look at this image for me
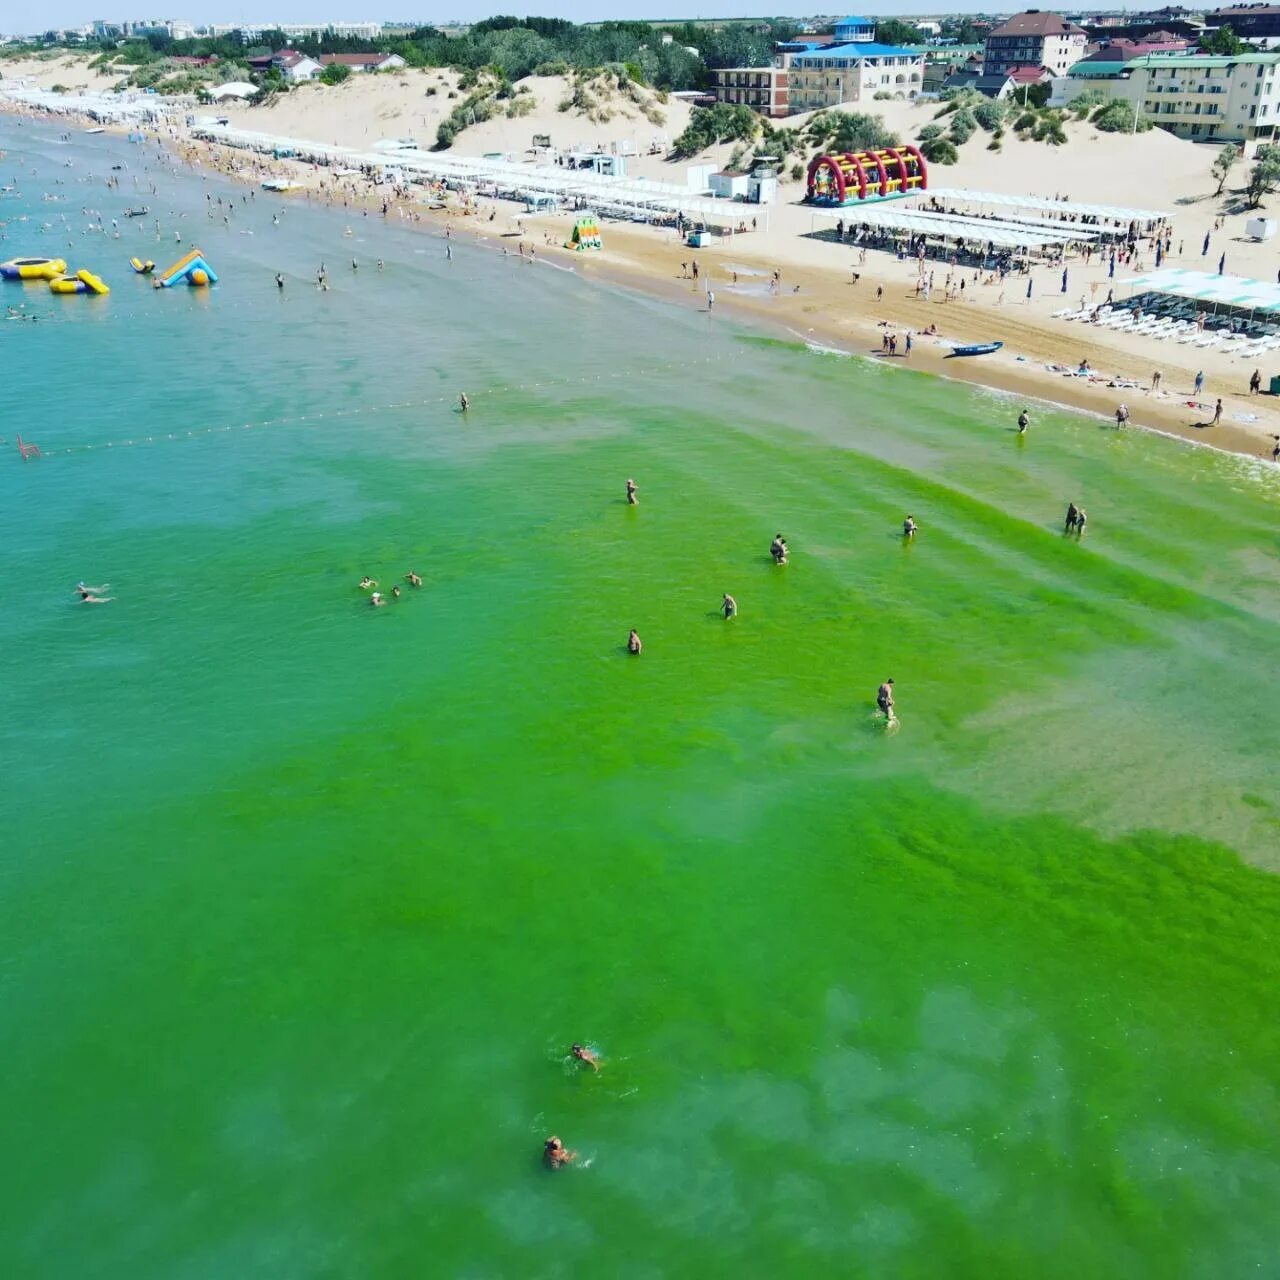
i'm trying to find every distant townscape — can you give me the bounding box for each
[3,8,1279,147]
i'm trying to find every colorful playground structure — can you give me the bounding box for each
[153,248,217,288]
[49,269,110,295]
[806,147,927,206]
[130,257,156,275]
[1,257,67,281]
[565,215,602,251]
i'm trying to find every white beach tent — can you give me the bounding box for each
[209,83,257,101]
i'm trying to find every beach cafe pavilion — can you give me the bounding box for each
[912,188,1169,236]
[809,204,1096,264]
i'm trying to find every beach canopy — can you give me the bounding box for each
[1120,267,1280,314]
[209,82,257,100]
[810,206,1081,251]
[916,188,1168,227]
[194,125,758,228]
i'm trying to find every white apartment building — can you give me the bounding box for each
[787,41,925,110]
[210,22,383,41]
[1060,52,1280,144]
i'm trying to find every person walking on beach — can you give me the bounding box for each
[1017,409,1029,434]
[1211,398,1223,426]
[722,593,737,619]
[707,290,715,313]
[904,332,913,358]
[627,629,642,655]
[1065,502,1079,533]
[626,478,637,506]
[1116,403,1130,428]
[1074,508,1087,536]
[1249,369,1261,395]
[1151,369,1162,392]
[1194,369,1205,397]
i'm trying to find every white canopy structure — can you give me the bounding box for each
[915,188,1168,227]
[0,84,174,123]
[192,125,767,229]
[810,206,1080,251]
[1120,267,1280,315]
[209,82,257,101]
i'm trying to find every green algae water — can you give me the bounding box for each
[2,121,1279,1278]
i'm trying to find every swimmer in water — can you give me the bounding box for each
[1017,409,1029,434]
[406,571,422,587]
[377,259,384,271]
[571,1043,600,1071]
[459,392,469,412]
[77,587,112,603]
[627,629,642,655]
[391,585,401,599]
[722,593,737,619]
[770,534,788,565]
[544,1136,576,1169]
[877,678,895,720]
[359,576,377,590]
[370,591,386,607]
[903,515,917,538]
[626,478,637,505]
[275,272,284,289]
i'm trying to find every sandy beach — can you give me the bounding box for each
[4,53,1279,459]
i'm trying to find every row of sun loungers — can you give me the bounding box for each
[1052,304,1280,358]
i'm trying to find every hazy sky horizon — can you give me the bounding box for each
[6,3,1003,36]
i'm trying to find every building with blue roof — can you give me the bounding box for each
[788,40,925,110]
[834,16,875,44]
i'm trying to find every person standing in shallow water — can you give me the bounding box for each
[627,629,642,655]
[770,534,788,564]
[877,679,895,720]
[625,478,637,505]
[1065,502,1079,533]
[1017,409,1029,434]
[722,593,737,619]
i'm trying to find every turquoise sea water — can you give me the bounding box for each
[2,121,1279,1278]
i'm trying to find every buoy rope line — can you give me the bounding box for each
[24,356,727,460]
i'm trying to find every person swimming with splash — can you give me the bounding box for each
[544,1136,576,1169]
[571,1043,599,1072]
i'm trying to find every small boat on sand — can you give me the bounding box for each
[948,341,1003,358]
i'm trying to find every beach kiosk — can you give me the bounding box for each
[566,215,602,251]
